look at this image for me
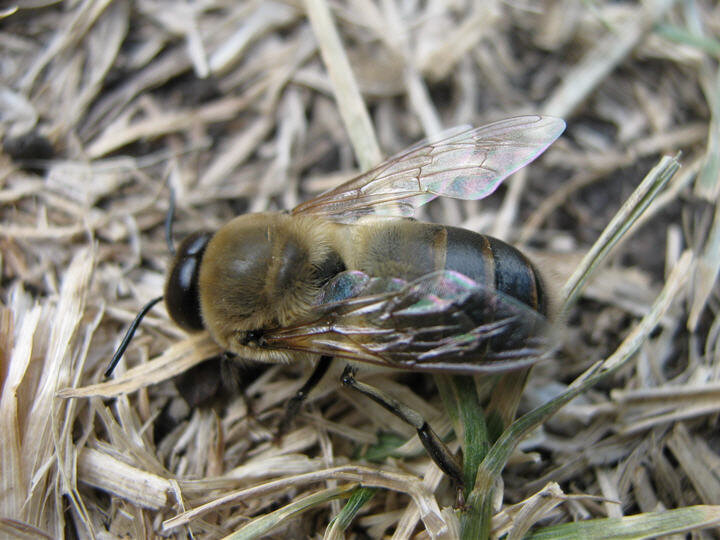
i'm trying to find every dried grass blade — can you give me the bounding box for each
[77,447,171,510]
[688,189,720,329]
[543,0,678,117]
[504,483,567,540]
[688,49,720,328]
[304,0,381,169]
[391,458,449,539]
[0,306,41,518]
[24,249,94,523]
[694,49,720,200]
[58,334,220,398]
[665,423,720,504]
[165,464,448,537]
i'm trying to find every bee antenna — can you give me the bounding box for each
[165,184,177,256]
[105,296,164,378]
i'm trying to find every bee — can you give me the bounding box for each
[108,115,565,491]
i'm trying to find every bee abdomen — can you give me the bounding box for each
[444,227,546,315]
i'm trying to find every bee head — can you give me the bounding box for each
[164,231,213,332]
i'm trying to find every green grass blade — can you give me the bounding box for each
[560,155,681,316]
[459,251,692,539]
[655,23,720,57]
[525,505,720,539]
[226,484,357,540]
[325,486,377,538]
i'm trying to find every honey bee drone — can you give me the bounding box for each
[108,115,565,490]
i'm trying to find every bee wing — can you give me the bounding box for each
[292,116,565,223]
[263,270,557,374]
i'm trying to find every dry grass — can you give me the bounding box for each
[1,0,719,538]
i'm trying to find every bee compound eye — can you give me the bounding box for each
[165,232,212,331]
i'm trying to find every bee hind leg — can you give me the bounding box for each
[277,355,333,438]
[340,365,464,493]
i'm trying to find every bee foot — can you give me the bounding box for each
[340,365,358,386]
[453,485,468,510]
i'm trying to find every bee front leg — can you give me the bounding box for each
[340,365,465,494]
[278,355,333,437]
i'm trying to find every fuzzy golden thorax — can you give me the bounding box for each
[197,212,337,358]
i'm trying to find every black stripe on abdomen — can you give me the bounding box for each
[444,226,546,314]
[487,236,546,314]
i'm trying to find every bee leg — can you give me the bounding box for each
[174,352,267,410]
[278,355,333,437]
[340,365,464,492]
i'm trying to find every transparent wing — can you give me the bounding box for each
[292,116,565,223]
[262,270,557,374]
